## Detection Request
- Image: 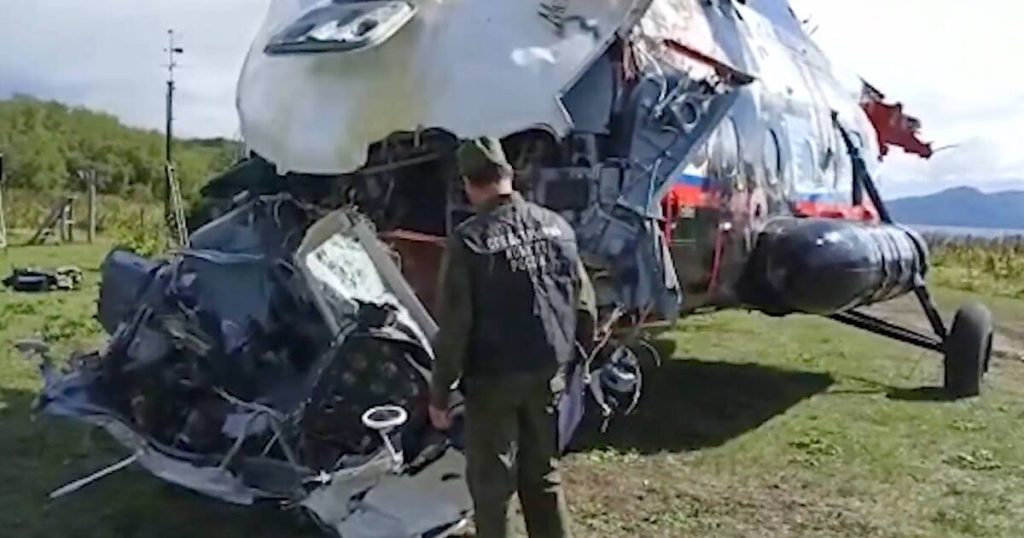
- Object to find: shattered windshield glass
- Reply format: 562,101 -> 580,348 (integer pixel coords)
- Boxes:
305,233 -> 389,319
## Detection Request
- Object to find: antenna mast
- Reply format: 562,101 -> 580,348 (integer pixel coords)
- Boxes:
163,30 -> 188,247
165,29 -> 183,166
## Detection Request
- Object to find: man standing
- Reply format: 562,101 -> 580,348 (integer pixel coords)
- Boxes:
428,137 -> 595,538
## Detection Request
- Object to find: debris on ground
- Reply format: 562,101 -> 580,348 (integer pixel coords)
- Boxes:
2,266 -> 83,292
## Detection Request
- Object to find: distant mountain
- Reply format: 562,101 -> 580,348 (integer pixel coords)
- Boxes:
888,187 -> 1024,230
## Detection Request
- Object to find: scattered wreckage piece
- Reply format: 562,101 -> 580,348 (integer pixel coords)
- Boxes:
3,266 -> 83,292
29,194 -> 472,537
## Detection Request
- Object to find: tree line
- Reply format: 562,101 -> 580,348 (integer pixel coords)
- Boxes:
0,95 -> 240,201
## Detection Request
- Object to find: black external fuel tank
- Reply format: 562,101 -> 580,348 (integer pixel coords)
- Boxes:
741,217 -> 929,316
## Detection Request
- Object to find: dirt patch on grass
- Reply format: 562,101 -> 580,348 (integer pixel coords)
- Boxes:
866,295 -> 1024,363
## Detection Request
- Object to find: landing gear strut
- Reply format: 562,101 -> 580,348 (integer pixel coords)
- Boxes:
830,116 -> 995,398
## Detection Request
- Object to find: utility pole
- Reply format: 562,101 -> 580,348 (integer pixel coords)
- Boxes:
165,29 -> 183,167
163,30 -> 190,247
164,29 -> 184,228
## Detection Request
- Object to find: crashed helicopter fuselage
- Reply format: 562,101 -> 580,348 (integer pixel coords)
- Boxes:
32,1 -> 994,537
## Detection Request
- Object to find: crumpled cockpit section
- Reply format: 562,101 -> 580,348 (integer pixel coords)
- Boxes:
32,194 -> 471,537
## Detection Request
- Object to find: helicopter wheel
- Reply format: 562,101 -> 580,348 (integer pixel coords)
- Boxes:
943,303 -> 994,399
631,338 -> 663,368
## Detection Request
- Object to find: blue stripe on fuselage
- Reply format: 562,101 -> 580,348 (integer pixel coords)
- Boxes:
672,173 -> 848,205
674,173 -> 705,187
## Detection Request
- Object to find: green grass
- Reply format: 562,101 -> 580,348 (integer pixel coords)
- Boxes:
3,242 -> 1024,537
564,307 -> 1024,537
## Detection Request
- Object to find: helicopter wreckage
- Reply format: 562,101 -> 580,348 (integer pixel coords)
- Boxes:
23,0 -> 993,537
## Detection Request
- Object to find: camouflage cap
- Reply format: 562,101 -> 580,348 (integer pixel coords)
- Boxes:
456,136 -> 512,179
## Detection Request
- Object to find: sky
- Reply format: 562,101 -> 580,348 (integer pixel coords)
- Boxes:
1,0 -> 1022,197
0,0 -> 268,141
790,0 -> 1024,197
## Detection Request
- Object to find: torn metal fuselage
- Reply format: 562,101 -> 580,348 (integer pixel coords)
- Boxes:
193,0 -> 752,443
35,1 -> 751,535
34,195 -> 471,537
234,0 -> 750,321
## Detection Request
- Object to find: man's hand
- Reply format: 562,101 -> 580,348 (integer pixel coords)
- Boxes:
429,404 -> 452,431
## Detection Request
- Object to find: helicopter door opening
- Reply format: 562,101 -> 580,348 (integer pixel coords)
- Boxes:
668,115 -> 740,309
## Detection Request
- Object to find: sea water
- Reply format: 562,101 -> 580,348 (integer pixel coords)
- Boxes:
911,225 -> 1024,239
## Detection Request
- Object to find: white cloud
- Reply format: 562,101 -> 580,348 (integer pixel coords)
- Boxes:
1,0 -> 1022,195
790,0 -> 1024,195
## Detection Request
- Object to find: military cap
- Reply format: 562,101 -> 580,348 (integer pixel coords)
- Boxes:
456,136 -> 512,179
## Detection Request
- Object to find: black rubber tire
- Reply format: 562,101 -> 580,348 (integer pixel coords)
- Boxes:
943,303 -> 994,398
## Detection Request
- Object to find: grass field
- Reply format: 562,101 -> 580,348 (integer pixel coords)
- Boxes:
2,241 -> 1024,537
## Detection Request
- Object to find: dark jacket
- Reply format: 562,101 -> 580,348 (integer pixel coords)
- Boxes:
430,192 -> 596,408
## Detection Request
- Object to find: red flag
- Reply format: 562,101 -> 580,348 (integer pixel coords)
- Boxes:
860,82 -> 933,159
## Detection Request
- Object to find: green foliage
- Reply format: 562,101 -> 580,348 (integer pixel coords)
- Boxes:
104,203 -> 168,258
111,227 -> 166,258
0,301 -> 39,328
39,311 -> 102,343
925,234 -> 1024,299
0,95 -> 238,204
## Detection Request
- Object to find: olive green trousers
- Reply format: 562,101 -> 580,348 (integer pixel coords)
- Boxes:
463,371 -> 572,538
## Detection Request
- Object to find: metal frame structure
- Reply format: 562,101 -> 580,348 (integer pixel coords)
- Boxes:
830,115 -> 949,354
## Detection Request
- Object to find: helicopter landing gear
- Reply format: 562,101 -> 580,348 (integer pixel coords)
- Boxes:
830,119 -> 996,400
943,303 -> 994,399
